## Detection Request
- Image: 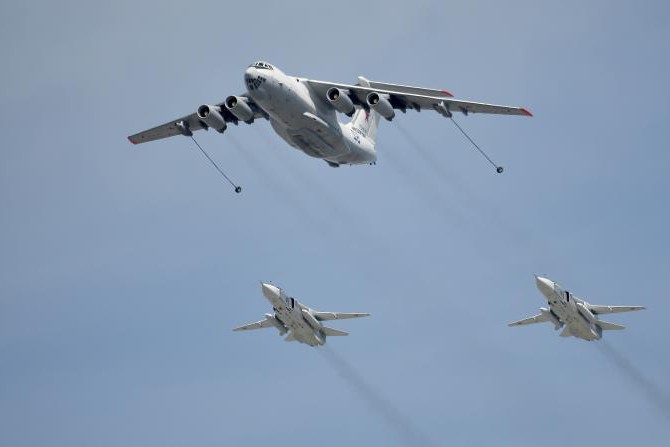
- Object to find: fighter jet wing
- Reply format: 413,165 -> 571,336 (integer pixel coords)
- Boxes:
508,313 -> 549,327
588,305 -> 646,315
233,318 -> 275,331
312,312 -> 370,321
305,78 -> 532,117
128,95 -> 267,144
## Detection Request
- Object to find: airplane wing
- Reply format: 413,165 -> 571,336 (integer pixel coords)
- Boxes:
588,305 -> 646,315
128,95 -> 268,145
508,313 -> 549,327
312,311 -> 370,321
233,318 -> 276,332
305,78 -> 532,117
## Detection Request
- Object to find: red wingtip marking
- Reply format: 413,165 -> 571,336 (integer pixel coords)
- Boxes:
128,136 -> 137,145
440,89 -> 454,97
520,107 -> 533,117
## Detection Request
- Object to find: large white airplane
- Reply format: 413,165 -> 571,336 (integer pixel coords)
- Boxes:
128,61 -> 532,171
234,283 -> 369,347
509,276 -> 645,341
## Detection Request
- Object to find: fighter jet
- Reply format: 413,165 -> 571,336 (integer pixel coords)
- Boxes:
234,283 -> 369,347
128,61 -> 531,169
509,276 -> 645,341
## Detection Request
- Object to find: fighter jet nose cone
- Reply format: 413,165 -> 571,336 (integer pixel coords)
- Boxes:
535,276 -> 554,294
261,283 -> 280,299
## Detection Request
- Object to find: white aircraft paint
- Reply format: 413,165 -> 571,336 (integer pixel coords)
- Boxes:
509,276 -> 645,341
233,283 -> 369,347
128,61 -> 531,168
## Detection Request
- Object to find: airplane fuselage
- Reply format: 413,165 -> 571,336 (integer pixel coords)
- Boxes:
244,63 -> 376,166
536,278 -> 602,341
262,284 -> 326,346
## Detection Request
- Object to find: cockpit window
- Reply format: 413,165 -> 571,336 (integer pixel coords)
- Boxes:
250,61 -> 274,70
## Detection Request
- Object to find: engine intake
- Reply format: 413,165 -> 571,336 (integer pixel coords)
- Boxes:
326,87 -> 355,116
224,95 -> 254,123
366,92 -> 395,121
197,104 -> 227,133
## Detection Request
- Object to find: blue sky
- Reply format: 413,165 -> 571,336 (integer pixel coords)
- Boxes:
1,1 -> 669,446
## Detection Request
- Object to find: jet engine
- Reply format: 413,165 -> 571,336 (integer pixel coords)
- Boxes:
196,104 -> 227,133
301,309 -> 322,331
576,302 -> 597,324
224,95 -> 254,123
326,87 -> 355,116
366,92 -> 395,121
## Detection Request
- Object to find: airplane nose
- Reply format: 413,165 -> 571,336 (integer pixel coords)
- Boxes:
261,283 -> 280,300
535,276 -> 554,295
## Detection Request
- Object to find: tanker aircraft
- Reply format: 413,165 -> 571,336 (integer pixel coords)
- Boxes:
234,283 -> 369,347
128,61 -> 531,170
509,276 -> 645,341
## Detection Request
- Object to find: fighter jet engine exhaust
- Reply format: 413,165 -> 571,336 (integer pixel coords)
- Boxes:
598,341 -> 670,420
319,346 -> 436,447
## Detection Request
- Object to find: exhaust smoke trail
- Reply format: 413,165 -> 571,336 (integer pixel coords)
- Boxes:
227,134 -> 336,238
392,122 -> 554,265
599,341 -> 670,420
319,346 -> 437,447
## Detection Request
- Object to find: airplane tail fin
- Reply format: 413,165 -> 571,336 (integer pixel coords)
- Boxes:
597,320 -> 625,331
349,76 -> 380,143
322,327 -> 348,337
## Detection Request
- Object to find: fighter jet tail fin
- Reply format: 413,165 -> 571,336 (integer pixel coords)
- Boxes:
597,320 -> 625,331
322,327 -> 348,337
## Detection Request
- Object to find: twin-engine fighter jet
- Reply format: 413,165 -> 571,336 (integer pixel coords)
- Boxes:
234,283 -> 369,347
128,61 -> 531,168
509,276 -> 645,341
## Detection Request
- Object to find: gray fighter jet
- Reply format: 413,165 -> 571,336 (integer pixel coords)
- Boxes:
234,283 -> 369,347
509,276 -> 645,341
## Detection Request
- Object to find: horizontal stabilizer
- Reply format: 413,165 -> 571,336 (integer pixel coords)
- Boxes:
322,327 -> 348,336
598,320 -> 625,331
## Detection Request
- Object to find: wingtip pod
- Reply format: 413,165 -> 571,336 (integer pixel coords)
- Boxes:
520,107 -> 533,117
127,136 -> 137,145
440,89 -> 454,97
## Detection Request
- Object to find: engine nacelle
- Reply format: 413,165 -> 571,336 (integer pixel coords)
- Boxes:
196,104 -> 227,133
576,302 -> 597,324
264,313 -> 288,335
366,92 -> 395,121
301,308 -> 322,331
326,87 -> 355,116
224,95 -> 254,123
